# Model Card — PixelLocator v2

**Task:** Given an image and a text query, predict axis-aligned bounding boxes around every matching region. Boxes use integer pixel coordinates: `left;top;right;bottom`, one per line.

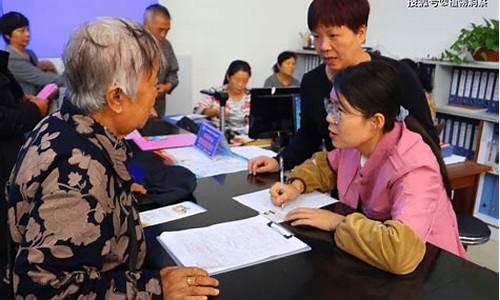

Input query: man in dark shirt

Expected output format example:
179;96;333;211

248;0;437;174
143;4;179;117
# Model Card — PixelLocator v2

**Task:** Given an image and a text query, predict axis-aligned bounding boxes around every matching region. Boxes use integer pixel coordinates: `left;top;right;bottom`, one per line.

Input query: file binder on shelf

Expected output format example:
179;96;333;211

484;71;496;110
448;68;460;105
478;70;489;107
447;67;498;111
487;73;499;113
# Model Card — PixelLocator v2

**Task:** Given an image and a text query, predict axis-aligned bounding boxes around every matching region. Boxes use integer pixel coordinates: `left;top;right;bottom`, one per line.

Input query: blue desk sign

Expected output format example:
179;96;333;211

194;122;223;158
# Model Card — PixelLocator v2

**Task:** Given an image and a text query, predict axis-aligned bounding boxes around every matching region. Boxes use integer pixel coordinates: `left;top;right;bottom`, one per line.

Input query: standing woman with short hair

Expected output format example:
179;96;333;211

248;0;437;175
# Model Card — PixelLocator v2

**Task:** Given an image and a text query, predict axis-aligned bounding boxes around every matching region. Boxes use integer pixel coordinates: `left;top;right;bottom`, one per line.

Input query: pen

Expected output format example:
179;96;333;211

279;156;285;209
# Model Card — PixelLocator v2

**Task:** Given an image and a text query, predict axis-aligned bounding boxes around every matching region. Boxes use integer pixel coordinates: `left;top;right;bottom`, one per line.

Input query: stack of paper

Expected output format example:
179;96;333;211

233;189;338;223
157;215;310;275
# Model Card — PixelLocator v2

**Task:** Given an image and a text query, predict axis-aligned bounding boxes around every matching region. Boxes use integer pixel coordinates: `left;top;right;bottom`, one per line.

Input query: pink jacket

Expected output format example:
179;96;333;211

328;122;467;258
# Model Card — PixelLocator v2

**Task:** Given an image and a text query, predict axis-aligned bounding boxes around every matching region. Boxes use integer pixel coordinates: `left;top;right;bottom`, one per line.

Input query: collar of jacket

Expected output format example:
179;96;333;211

358;122;406;179
59;98;132;182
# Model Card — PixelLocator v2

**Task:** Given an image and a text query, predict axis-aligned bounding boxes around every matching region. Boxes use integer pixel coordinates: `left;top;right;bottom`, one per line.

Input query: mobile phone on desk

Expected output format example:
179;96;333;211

36;83;58;100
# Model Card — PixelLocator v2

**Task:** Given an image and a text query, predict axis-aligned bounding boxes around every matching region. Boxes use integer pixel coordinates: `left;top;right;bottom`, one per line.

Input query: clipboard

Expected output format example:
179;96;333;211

157;215;311;275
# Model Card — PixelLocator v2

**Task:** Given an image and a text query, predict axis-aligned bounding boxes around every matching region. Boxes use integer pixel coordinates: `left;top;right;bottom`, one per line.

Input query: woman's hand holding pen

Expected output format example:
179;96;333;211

269;180;304;207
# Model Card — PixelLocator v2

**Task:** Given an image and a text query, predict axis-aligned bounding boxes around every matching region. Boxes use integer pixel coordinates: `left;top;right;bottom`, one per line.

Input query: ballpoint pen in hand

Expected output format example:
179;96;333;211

279;156;285;209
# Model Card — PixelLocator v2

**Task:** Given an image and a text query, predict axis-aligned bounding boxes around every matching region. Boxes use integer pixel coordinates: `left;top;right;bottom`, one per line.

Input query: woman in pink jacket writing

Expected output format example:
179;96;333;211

270;60;466;275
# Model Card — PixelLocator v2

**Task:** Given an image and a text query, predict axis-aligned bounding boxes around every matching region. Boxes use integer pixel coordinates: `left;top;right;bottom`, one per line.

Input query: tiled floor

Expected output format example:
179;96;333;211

468;236;499;273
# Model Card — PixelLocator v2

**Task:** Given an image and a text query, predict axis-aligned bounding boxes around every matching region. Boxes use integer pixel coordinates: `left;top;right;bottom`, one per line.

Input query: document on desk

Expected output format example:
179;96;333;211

158;147;247;178
230;146;277;160
444;154;467;165
157;215;311;275
139;201;206;227
233;189;338;223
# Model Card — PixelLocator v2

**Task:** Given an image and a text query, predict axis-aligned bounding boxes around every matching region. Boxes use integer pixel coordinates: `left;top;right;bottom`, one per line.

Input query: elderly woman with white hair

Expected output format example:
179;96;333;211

4;18;219;299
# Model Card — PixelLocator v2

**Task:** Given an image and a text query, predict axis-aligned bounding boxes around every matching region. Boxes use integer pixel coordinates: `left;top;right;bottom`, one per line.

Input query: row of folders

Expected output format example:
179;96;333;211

437;113;480;159
449;67;499;113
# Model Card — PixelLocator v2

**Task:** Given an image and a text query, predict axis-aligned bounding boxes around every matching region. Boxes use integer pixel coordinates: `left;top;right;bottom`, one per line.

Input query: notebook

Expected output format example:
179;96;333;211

157;215;310;275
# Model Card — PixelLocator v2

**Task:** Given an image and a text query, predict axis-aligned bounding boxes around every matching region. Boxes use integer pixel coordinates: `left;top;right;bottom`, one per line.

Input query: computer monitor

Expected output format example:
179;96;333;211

248;87;301;140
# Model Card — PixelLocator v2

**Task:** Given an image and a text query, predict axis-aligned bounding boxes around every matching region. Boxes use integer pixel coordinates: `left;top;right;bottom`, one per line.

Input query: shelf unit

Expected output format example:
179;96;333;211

292;49;322;81
421;59;499;232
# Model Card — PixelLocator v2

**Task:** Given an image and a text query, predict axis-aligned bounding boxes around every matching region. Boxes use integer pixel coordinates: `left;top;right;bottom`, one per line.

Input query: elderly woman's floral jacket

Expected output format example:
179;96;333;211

5;100;163;299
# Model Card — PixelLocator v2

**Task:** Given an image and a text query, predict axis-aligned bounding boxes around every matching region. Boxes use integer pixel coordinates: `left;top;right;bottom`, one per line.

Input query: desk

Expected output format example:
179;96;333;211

447;161;491;215
134;120;497;299
136;164;497;299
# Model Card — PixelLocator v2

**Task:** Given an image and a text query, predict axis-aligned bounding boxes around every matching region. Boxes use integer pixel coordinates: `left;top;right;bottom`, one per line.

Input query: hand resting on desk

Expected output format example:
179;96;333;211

286;208;346;231
248;155;279;175
161;266;219;300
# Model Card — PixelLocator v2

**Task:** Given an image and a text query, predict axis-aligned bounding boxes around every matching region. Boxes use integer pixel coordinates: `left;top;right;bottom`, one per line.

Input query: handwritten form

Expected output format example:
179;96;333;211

157;215;310;275
233;189;338;223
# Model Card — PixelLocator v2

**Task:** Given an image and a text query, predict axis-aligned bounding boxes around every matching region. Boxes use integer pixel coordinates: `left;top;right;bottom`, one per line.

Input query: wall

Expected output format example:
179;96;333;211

160;0;311;114
2;0;155;57
367;0;499;60
2;1;496;114
162;0;498;114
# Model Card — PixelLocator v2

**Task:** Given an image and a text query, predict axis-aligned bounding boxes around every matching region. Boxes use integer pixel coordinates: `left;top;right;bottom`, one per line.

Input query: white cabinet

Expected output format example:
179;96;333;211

421;59;499;229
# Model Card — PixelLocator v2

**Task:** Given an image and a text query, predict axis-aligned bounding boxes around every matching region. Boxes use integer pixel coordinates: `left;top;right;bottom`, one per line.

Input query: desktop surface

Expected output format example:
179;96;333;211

139;165;498;299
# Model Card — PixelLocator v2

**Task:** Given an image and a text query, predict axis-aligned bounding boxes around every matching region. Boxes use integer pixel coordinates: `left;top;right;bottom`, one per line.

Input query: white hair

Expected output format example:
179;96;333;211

63;17;162;114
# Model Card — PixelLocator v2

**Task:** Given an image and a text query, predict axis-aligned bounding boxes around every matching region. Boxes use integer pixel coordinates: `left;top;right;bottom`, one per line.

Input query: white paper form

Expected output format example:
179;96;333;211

230;146;277;160
139;201;206;227
157;215;311;275
159;147;247;178
233;189;338;223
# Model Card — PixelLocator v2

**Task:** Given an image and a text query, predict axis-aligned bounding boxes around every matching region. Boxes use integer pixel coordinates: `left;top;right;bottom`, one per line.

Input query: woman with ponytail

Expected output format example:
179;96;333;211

270;60;466;275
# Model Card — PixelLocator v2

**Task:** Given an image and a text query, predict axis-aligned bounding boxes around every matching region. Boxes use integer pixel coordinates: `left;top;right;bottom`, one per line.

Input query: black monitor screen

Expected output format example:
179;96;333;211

249;87;300;139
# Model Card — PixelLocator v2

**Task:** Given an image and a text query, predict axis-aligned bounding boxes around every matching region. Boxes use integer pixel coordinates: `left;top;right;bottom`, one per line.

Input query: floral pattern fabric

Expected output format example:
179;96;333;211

5;100;162;299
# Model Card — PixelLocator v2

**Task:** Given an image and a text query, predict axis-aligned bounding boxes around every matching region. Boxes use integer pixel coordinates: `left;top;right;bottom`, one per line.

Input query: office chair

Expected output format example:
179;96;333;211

457;214;491;247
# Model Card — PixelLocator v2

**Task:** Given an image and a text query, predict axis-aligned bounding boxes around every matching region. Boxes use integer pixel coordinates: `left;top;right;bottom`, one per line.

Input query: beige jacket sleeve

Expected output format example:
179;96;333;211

334;213;426;275
287;151;337;193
